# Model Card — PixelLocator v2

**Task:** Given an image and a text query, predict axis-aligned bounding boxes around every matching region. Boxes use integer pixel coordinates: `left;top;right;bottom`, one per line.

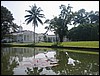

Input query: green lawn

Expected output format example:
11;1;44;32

3;42;33;45
2;41;99;48
35;41;99;48
36;42;54;46
60;41;99;48
62;49;99;55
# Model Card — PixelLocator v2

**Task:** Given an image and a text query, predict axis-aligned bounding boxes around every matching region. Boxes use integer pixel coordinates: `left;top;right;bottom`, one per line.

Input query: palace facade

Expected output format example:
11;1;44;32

2;26;69;43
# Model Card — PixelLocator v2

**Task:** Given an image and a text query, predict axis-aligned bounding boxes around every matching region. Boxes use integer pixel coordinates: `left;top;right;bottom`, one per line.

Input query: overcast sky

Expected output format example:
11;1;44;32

1;1;99;35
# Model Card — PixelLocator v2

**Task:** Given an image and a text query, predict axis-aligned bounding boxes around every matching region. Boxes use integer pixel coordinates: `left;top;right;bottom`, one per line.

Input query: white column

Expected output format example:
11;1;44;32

23;35;24;42
27;34;29;42
29;35;30;42
26;35;27;42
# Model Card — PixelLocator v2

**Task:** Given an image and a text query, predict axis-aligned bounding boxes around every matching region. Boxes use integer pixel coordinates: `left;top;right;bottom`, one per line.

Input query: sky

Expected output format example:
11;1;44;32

1;1;99;35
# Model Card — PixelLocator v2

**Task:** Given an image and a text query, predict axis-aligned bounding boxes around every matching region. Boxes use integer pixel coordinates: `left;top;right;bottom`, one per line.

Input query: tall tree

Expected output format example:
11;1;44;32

1;6;19;41
44;4;74;42
71;9;99;41
58;4;74;42
68;24;99;41
88;11;99;24
73;9;99;26
25;4;45;44
73;9;88;25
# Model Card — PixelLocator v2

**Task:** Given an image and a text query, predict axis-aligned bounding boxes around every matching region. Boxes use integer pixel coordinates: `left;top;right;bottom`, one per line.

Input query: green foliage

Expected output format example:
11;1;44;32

1;49;19;75
68;24;99;41
73;9;99;25
44;4;99;42
44;4;74;42
1;6;19;40
1;6;14;24
43;35;48;42
68;8;99;41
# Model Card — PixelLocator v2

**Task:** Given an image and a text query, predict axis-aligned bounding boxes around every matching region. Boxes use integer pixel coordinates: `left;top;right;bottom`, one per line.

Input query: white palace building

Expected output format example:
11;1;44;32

12;26;59;43
3;26;69;43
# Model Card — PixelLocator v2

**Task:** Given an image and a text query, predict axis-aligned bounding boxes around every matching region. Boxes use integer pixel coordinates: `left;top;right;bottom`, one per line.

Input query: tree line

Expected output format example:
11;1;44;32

44;4;99;42
1;4;99;43
1;6;19;41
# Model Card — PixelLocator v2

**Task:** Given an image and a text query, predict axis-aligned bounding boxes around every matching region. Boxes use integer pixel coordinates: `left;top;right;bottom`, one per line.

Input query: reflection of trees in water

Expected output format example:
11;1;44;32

12;47;99;75
52;50;68;75
2;47;57;75
1;48;19;75
25;67;58;75
1;47;99;75
66;52;99;75
25;67;43;75
51;50;99;75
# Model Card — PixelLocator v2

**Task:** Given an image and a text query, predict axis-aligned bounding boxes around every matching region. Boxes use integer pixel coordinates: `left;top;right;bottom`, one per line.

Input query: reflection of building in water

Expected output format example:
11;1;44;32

2;47;49;62
18;54;23;62
2;47;59;68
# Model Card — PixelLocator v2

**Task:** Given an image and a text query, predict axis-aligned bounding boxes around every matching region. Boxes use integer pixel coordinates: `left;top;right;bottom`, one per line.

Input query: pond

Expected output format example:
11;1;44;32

1;47;99;75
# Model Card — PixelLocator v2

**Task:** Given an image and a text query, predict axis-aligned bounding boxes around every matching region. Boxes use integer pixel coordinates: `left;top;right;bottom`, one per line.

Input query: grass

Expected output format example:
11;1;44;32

61;49;99;55
2;41;99;48
35;41;99;48
3;42;33;45
60;41;99;48
35;42;54;46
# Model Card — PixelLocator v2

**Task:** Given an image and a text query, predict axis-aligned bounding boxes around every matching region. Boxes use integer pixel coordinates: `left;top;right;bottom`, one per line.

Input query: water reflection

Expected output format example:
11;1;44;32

1;47;99;75
1;48;19;75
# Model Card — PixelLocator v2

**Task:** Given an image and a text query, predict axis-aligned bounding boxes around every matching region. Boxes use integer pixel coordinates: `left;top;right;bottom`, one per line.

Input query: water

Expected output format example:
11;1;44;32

1;47;99;75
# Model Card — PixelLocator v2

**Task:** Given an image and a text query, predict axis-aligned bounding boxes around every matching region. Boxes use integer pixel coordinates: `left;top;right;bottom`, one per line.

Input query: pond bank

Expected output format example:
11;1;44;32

1;43;99;52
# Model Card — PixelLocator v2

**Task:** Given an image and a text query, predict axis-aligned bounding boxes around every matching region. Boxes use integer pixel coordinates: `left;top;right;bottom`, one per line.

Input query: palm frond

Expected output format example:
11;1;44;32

37;7;43;12
25;15;32;18
25;4;45;28
38;14;45;18
36;17;43;25
25;17;31;22
33;19;38;27
26;17;33;25
25;10;33;14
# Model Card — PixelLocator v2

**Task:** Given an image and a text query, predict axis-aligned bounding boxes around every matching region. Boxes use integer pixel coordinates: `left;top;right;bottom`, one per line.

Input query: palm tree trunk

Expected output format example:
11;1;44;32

34;48;35;58
34;24;35;44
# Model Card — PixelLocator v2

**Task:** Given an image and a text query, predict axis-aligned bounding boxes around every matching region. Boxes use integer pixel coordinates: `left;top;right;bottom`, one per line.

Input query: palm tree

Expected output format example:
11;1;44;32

25;4;45;44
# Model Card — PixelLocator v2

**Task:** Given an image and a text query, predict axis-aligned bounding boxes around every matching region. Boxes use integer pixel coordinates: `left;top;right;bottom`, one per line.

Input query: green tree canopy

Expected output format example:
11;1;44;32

1;6;19;41
68;24;99;41
44;4;74;42
73;9;99;26
69;9;99;41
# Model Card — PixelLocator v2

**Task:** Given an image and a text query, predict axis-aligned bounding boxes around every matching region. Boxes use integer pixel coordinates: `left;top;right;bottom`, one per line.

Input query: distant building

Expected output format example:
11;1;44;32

2;26;69;43
12;26;59;42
